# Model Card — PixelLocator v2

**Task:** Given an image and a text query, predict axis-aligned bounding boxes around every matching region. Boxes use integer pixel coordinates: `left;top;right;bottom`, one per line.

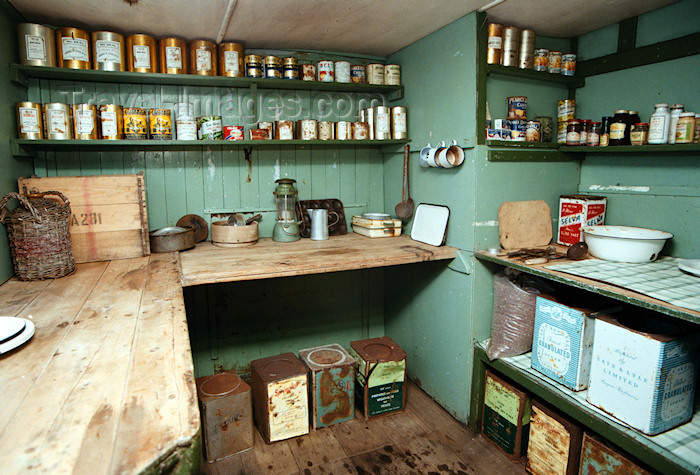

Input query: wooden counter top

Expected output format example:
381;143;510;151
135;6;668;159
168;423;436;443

180;234;458;287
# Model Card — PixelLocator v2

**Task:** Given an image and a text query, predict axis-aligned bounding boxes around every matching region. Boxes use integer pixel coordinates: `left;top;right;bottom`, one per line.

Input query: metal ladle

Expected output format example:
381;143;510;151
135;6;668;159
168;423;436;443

395;144;414;219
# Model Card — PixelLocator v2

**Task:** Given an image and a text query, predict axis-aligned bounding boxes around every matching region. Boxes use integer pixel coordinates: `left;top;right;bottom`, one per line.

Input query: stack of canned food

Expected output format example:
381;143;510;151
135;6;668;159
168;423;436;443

485;96;553;142
17;23;400;85
487;23;576;76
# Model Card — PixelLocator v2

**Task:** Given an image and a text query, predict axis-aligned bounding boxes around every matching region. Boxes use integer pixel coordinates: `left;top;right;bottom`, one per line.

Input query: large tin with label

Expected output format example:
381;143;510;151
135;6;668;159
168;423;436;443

44;103;73;140
159;37;187;74
18;23;56;67
251;353;309;444
126;34;157;73
349;336;406;419
189;39;216;76
91;31;125;71
73;103;99;140
218;42;244;77
16;102;43;140
299;343;355;429
481;370;531;460
526;400;583;475
56;27;91;69
99;104;124;139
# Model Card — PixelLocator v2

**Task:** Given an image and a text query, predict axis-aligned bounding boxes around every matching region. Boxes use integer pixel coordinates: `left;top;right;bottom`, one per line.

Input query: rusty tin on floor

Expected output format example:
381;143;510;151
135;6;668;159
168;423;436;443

579;433;652;475
251;352;309;444
349;336;407;419
526;399;582;475
196;370;254;463
299;343;355;429
481;370;531;460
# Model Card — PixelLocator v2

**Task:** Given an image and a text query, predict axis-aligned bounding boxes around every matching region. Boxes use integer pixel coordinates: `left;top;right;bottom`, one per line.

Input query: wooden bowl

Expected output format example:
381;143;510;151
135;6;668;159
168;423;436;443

211;220;258;247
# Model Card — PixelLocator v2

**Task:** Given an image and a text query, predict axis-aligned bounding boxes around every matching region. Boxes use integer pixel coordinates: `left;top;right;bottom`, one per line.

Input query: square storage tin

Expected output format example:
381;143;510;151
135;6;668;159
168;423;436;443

299;343;355;429
587;314;698;435
250;352;309;444
557;194;606;246
349;336;406;419
579;433;652;475
526;399;582;475
481;370;531;460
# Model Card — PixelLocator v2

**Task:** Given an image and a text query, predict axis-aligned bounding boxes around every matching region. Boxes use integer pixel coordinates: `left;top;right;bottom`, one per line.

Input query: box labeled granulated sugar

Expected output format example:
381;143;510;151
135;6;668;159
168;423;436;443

557;194;606;245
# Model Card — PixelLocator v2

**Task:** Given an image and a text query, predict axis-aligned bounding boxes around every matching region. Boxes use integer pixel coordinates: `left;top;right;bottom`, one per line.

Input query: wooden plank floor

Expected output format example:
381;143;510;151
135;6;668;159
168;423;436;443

203;381;527;475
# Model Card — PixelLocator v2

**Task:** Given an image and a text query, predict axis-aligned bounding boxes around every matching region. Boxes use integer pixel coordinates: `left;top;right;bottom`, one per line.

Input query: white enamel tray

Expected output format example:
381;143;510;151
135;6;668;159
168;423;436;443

0;316;35;354
410;203;450;247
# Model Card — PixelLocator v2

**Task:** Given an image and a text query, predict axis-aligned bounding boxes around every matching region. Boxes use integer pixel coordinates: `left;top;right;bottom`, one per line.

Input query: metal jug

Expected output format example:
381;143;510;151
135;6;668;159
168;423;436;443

308;208;340;241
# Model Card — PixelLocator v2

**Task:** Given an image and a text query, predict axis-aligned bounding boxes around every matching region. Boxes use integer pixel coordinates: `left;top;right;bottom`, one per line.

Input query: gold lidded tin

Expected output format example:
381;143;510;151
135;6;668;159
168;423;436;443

258;121;274;140
123;107;148;139
92;31;125;71
352;122;369;140
99;104;124;139
73;103;99;140
296;119;318;140
518;29;536;70
56;27;90;69
366;63;384;85
159;37;187;74
15;102;43;139
502;26;520;67
18;23;56;67
190;40;217;76
391;106;407;139
264;55;282;79
245;54;263;78
319;121;335;140
275;120;294;140
218;42;244;77
149;109;172;140
301;63;316;81
384;64;400;86
350;65;365;84
126;34;157;73
487;23;504;65
44;103;73;140
283;57;299;80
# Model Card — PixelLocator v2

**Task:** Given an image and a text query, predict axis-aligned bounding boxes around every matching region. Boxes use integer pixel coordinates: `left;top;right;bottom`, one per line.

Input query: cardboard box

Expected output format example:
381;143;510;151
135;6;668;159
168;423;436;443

531;294;621;391
587;314;698;435
557;194;606;246
526;400;583;475
579;432;652;475
482;370;531;460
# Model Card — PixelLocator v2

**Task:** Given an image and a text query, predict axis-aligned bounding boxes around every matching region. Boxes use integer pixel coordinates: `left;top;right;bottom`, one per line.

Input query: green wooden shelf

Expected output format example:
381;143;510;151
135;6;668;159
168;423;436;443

486;64;585;88
486;140;560;148
561;143;700;153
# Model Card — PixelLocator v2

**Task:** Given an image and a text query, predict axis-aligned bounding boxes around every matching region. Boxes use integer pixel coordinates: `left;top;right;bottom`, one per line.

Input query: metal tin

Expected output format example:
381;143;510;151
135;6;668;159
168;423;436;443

44;103;73;140
190;40;216;76
391;106;407;139
335;61;351;83
317;60;334;82
318;121;335;140
275;120;294;140
73;103;99;140
123;107;148;139
159;37;187;74
526;400;583;475
198;116;222;140
557;122;568;144
56;27;90;69
349;336;407;419
149;226;195;253
507;96;527;120
265;55;282;79
301;63;316;81
245;54;263;78
487;23;504;65
173;102;194;119
509;119;527;141
250;129;268;140
258;122;274;140
518;29;536;69
175;116;197;140
299;344;355;429
501;26;520;67
547;51;562;73
352;122;369;140
283;57;299;80
218;42;244;77
675;112;695;144
296;119;318;140
580;433;652;475
350;65;365;83
18;23;56;67
15;102;43;140
561;54;576;76
482;370;531;459
384;64;401;86
525;121;540;142
223;125;244;140
534;48;549;72
363;107;376;140
336;121;352;140
374;106;391;140
149;108;172;140
126;34;157;73
99;104;124;140
92;31;125;71
557;99;575;123
535;116;553;142
250;353;309;444
366;63;384;85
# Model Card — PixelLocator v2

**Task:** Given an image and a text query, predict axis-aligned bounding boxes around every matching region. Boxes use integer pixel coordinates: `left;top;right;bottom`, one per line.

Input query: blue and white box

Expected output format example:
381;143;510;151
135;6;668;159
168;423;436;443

531;295;619;391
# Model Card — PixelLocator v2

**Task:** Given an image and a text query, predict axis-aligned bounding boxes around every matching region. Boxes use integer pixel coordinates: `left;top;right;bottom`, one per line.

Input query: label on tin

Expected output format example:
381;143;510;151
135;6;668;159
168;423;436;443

165;46;183;69
133;45;151;69
196;48;212;72
124;110;147;137
150;113;172;137
337;122;351;139
101;111;117;136
61;37;89;62
267;375;308;442
350;66;365;83
393;114;407;133
76;110;95;134
278;123;293;140
176;118;197;140
376;113;390;133
96;40;122;64
199;118;222;139
610;123;626;140
487;36;503;49
19;107;40;133
48;109;68;134
318;61;334;82
25;35;47;61
224;50;240;74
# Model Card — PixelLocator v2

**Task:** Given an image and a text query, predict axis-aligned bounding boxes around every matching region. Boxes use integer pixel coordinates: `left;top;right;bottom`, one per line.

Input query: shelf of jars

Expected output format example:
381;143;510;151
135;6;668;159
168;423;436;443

485;140;700;156
486;64;585;88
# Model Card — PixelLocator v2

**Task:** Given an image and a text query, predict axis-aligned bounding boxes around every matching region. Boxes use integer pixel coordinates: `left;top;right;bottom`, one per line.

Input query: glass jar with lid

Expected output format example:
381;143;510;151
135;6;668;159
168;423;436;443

588;121;601;146
566;119;581;145
668;104;685;144
609;110;630;146
630;123;649;145
675;113;696;144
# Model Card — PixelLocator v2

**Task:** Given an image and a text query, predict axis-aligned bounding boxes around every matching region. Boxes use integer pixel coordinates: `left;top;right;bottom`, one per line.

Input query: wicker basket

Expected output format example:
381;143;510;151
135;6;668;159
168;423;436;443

0;191;75;280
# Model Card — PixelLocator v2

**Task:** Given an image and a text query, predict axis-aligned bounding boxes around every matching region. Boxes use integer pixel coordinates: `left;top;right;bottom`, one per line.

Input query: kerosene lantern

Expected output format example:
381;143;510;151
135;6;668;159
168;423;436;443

272;178;301;242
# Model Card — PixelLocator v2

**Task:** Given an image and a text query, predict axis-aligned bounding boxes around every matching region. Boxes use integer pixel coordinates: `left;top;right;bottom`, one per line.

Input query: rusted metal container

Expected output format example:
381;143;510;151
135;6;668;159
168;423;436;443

366;63;384;85
196;370;254;462
384;64;400;86
73;103;99;140
159;37;187;74
99;104;124;139
579;433;652;475
374;106;391;140
56;27;91;69
299;343;355;429
481;370;531;460
352;122;369;140
336;121;351;140
275;120;294;140
526;400;583;475
301;63;316;81
18;23;56;67
251;353;309;444
318;121;335;140
91;31;125;71
15;102;43;140
126;34;157;73
258;121;274;140
391;106;407;139
296;119;318;140
189;39;216;76
349;336;406;419
218;42;244;77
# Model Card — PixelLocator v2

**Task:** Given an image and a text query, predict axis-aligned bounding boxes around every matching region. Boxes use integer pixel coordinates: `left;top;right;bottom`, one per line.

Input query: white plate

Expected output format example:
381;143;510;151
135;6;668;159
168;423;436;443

410;203;449;246
0;316;26;343
0;317;35;354
678;259;700;277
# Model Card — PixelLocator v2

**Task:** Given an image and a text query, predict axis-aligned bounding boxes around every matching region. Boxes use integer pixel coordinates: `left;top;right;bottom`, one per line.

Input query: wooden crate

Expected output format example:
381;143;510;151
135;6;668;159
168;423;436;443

526;399;583;475
18;174;149;263
481;370;531;460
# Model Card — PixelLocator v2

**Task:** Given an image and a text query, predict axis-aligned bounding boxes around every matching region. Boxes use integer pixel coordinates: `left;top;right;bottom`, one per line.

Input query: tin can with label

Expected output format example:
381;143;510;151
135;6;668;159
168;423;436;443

99;104;124;140
317;60;334;82
487;23;504;65
507;96;527;120
198;116;223;140
245;54;263;78
352;122;369;140
547;51;562;73
319;121;335;140
18;23;56;67
173;102;194;119
224;125;245;141
557;99;576;123
301;63;316;81
92;31;125;71
557;122;568;144
73;103;99;140
374;106;391;140
509;119;527;141
502;26;520;67
44;103;73;140
56;27;91;69
535;116;553;142
218;42;244;77
275;120;294;140
384;64;401;86
149;109;172;140
525;121;540;142
518;30;536;69
366;63;384;85
335;61;351;83
258;122;274;140
391;106;407;140
250;129;268;140
297;119;318;140
283;57;299;80
350;65;365;84
534;49;549;72
336;121;352;140
265;55;282;79
126;34;157;73
176;116;197;140
16;102;43;140
159;37;187;74
190;40;216;76
561;54;576;76
123;107;148;139
362;107;376;140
